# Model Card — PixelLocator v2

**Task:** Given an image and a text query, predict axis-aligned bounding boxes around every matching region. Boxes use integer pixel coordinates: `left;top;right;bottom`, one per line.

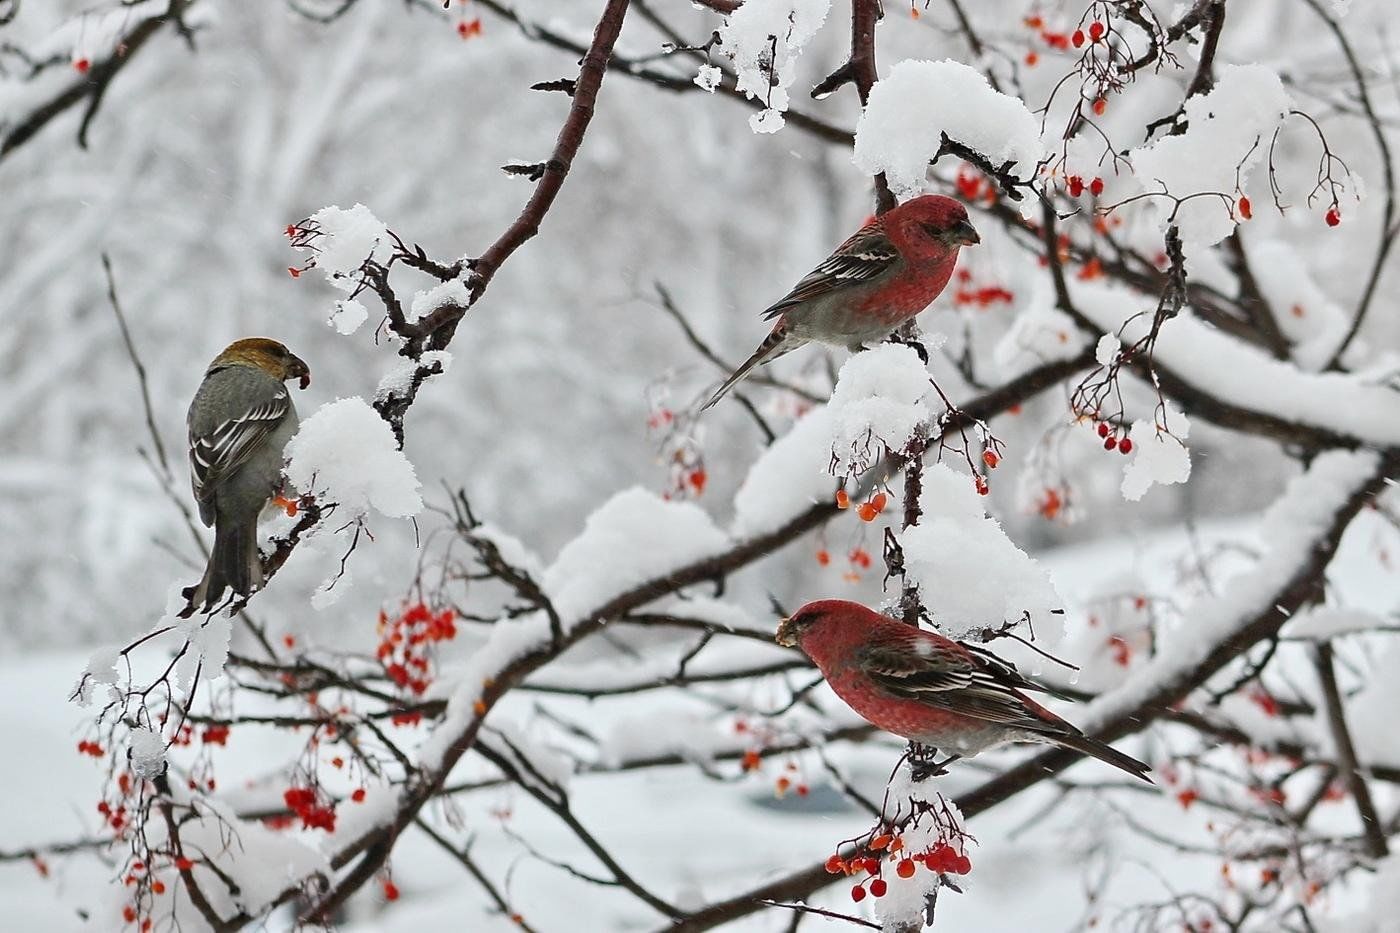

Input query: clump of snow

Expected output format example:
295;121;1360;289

407;278;470;325
543;487;730;624
310;569;351;611
127;726;165;778
901;464;1064;642
694;64;722;93
72;646;120;707
306;203;391;292
284;397;423;519
375;350;453;404
1130;65;1290;248
1095;333;1119;366
853;59;1045;200
328;298;368;335
717;0;831;133
1346;642;1400;768
993;306;1088;378
1282;607;1388;640
1243;239;1348;370
828;343;934;473
732;407;839;538
1121;406;1191;501
174;613;233;688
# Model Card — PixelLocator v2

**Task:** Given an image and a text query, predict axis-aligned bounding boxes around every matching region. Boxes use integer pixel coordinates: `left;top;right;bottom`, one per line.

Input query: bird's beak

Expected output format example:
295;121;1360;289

775;617;799;648
948;219;981;246
288;355;311;390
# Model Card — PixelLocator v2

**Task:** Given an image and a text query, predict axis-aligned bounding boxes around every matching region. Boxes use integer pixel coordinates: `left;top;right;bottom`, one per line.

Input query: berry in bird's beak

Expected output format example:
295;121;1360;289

949;219;980;246
775;617;799;648
288;356;311;389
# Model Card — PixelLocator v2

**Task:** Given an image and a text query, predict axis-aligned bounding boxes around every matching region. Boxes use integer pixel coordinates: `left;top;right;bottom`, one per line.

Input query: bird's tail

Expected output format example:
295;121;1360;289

181;515;263;617
701;323;800;411
1052;731;1154;783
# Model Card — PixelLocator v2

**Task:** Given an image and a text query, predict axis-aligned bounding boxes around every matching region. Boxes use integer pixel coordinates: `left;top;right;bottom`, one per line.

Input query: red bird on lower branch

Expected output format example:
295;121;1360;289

776;599;1152;782
702;194;979;410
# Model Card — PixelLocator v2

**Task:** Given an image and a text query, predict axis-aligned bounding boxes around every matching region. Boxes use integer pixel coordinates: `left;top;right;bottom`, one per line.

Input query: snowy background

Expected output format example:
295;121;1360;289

2;0;1399;931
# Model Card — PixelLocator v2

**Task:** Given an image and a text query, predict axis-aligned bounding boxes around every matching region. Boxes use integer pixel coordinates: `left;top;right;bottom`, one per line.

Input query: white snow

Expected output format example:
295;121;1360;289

1094;333;1119;366
543;487;730;624
127;726;165;778
1347;642;1400;767
827;343;934;473
1129;65;1290;249
375;350;453;403
717;0;831;133
731;406;839;538
306;203;391;292
1242;238;1349;370
328;298;369;335
901;464;1064;642
993;305;1088;379
406;278;471;325
693;64;722;93
72;646;120;707
284;397;423;520
175;613;233;685
853;59;1045;200
1121;406;1192;501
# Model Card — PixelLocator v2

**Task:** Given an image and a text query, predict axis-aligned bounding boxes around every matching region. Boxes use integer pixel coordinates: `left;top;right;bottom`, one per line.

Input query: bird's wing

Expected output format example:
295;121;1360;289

188;382;291;509
856;627;1065;732
761;220;899;320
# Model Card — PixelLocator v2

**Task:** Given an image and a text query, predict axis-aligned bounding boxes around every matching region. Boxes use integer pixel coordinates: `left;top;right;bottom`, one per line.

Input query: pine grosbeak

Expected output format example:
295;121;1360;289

776;599;1152;781
702;194;978;409
181;338;309;616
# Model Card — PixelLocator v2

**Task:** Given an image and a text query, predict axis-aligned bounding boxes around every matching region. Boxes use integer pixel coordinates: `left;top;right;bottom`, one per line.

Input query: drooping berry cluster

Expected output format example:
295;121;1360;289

377;600;459;696
826;831;974;902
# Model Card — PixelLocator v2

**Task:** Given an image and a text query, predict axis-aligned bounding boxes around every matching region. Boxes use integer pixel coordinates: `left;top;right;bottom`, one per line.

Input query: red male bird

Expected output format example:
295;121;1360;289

702;194;979;410
776;599;1152;781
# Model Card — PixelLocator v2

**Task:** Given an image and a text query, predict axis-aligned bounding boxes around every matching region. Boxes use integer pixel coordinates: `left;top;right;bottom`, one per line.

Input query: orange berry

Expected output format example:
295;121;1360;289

835;489;850;509
871;491;888;512
897;858;916;878
982;449;999;469
815;549;831;566
857;502;879;522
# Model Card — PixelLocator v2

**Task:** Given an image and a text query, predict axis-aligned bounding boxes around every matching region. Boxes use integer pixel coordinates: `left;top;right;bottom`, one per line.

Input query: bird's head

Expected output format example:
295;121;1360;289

892;194;980;250
775;599;865;649
217;338;311;389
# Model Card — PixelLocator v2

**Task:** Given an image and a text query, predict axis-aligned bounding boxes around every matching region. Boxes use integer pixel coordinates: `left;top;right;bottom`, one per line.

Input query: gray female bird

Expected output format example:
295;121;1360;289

181;338;310;616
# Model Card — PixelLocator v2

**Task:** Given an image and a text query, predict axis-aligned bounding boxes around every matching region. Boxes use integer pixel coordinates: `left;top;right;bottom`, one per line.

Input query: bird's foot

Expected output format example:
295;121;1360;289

884;332;929;365
907;743;958;782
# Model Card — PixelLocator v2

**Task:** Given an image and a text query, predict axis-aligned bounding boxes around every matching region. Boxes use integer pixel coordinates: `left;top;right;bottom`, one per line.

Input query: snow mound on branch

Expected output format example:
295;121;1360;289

407;278;471;325
328;298;368;335
544;487;729;624
732;407;838;538
828;343;935;471
127;727;165;779
1130;65;1290;249
174;613;233;688
901;464;1063;643
1243;239;1349;370
72;646;121;707
285;397;423;519
993;305;1088;378
717;0;831;134
1346;642;1400;768
853;59;1045;201
1121;406;1192;501
307;203;391;292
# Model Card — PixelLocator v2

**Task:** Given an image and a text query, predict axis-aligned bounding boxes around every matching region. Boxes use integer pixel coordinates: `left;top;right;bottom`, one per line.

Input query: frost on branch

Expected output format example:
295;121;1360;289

900;464;1063;643
127;726;165;779
1121;405;1191;501
284;397;423;520
827;343;938;475
853;59;1045;201
1130;65;1290;249
543;487;729;624
407;277;471;325
717;0;832;134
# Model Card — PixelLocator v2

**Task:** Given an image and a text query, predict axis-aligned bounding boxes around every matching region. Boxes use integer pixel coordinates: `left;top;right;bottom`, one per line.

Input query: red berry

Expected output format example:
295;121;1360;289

870;491;888;512
982;449;1000;469
897;858;916;878
151;881;166;895
871;833;893;850
835;489;850;510
951;855;972;875
815;549;831;566
1325;206;1341;227
1072;29;1085;47
851;884;866;902
1067;175;1084;197
287;266;302;278
1089;177;1104;196
1104;436;1118;451
1238;196;1252;220
870;878;888;897
1118;438;1134;454
74;58;91;74
1097;421;1110;437
383;880;400;901
1089;21;1105;41
826;855;846;874
351;788;367;803
857;502;879;522
175;857;194;872
1092;98;1107;116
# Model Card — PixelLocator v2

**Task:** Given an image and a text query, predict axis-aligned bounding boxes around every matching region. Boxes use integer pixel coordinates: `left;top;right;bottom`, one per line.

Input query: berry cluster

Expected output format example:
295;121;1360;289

283;786;337;832
377;600;459;696
1095;420;1134;454
826;833;973;902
